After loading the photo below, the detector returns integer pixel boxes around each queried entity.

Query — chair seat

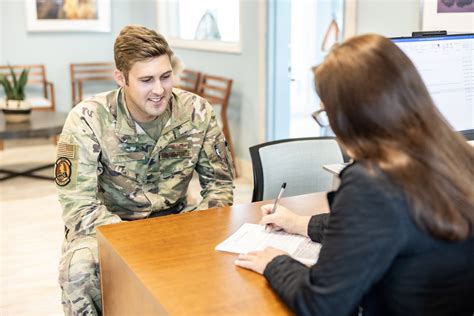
[28,97,53,108]
[0,98,52,109]
[0,64,56,111]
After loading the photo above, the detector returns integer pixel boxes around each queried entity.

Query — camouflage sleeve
[56,109,121,238]
[195,112,235,210]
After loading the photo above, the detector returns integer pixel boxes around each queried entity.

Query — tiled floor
[0,139,252,315]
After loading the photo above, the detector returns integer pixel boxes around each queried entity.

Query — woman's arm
[263,167,407,315]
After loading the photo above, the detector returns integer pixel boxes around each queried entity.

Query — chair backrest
[70,62,116,106]
[249,137,344,202]
[196,74,236,165]
[460,129,474,141]
[0,64,55,111]
[176,69,201,93]
[196,74,233,108]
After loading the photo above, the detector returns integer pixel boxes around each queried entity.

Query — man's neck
[123,93,158,123]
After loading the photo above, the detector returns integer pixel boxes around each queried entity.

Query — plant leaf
[17,69,29,100]
[9,66,18,96]
[0,75,14,99]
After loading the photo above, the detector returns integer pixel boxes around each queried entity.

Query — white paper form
[216,223,321,265]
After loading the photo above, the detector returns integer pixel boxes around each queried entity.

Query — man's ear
[114,69,126,87]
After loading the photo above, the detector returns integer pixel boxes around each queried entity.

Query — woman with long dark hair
[236,34,474,315]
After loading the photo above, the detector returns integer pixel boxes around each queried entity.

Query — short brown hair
[114,25,173,82]
[314,34,474,241]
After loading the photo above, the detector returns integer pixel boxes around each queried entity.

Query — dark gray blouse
[264,162,474,316]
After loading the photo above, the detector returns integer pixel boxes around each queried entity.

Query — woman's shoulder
[340,161,389,186]
[336,161,407,208]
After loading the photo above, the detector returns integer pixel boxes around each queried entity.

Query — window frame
[157,0,242,54]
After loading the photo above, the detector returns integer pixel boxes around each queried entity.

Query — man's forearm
[197,181,234,210]
[62,201,122,238]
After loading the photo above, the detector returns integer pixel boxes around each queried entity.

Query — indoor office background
[0,0,463,314]
[0,0,422,167]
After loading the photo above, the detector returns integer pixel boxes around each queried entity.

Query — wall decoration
[26,0,111,32]
[422,0,474,32]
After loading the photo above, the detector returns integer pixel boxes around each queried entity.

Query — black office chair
[249,137,345,202]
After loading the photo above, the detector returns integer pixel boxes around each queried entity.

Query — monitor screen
[391,34,474,131]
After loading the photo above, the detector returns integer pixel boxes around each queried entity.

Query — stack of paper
[216,223,321,266]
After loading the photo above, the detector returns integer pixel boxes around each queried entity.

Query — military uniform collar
[113,88,139,139]
[160,90,192,136]
[112,88,191,142]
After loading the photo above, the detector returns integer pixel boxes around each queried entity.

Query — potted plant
[0,66,31,123]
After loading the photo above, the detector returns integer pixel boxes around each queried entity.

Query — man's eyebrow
[161,70,172,76]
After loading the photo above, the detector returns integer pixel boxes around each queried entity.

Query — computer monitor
[391,34,474,132]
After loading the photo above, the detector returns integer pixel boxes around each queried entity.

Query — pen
[265,182,287,232]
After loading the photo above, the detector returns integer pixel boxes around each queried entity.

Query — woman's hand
[235,247,288,274]
[260,204,311,236]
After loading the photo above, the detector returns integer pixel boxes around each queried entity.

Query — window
[157,0,241,53]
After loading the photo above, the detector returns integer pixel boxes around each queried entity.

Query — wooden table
[0,111,68,181]
[97,192,329,315]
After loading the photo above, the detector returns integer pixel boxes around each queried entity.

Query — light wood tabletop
[97,192,330,315]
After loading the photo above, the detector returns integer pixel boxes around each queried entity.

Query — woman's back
[268,163,474,316]
[379,237,474,315]
[357,162,474,314]
[336,164,474,315]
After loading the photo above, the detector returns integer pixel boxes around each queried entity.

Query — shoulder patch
[57,143,77,159]
[55,157,72,186]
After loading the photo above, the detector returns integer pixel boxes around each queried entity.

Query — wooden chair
[176,69,201,94]
[70,62,116,106]
[196,74,236,173]
[0,64,55,111]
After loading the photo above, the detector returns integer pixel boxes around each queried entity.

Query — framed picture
[421,0,474,33]
[25,0,111,32]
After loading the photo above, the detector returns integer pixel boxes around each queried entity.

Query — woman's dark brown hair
[314,34,474,241]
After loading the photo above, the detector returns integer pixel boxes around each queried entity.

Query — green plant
[0,66,29,101]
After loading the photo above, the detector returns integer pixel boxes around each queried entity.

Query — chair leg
[220,108,238,177]
[0,140,4,151]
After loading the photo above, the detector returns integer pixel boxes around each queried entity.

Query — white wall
[1,0,264,162]
[1,0,157,114]
[1,0,423,162]
[356,0,420,37]
[0,1,4,63]
[169,0,264,161]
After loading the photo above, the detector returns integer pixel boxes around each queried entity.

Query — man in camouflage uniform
[56,25,234,315]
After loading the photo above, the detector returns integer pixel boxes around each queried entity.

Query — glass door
[267,0,346,141]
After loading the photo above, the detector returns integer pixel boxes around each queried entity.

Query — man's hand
[234,247,288,274]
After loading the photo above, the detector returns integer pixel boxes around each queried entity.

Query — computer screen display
[391,34,474,131]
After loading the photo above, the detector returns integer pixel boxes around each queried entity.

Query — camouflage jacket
[56,88,234,239]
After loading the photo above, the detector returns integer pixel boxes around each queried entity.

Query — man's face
[115,55,173,122]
